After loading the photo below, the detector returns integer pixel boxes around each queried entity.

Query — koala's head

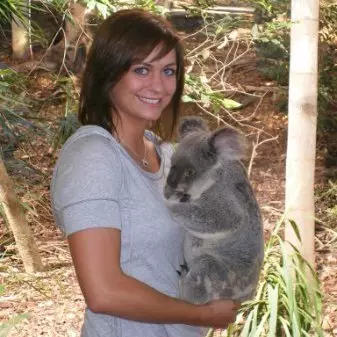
[164,116,246,201]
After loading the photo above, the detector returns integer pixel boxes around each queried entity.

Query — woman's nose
[149,72,165,92]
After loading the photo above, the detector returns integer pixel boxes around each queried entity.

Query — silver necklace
[119,138,149,168]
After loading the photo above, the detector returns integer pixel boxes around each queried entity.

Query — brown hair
[78,9,185,140]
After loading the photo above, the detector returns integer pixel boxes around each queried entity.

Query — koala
[164,116,264,305]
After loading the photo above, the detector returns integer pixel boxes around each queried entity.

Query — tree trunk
[10,1,92,74]
[11,0,32,61]
[0,158,43,273]
[285,0,319,267]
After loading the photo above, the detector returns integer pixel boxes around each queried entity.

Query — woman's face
[111,45,177,125]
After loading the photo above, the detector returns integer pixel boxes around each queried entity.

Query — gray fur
[178,116,208,141]
[164,116,264,304]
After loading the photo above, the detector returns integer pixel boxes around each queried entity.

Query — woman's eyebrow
[139,62,177,67]
[164,62,177,67]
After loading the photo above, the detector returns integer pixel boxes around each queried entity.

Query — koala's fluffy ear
[209,127,247,160]
[178,116,208,140]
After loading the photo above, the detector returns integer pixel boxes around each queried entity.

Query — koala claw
[177,263,189,277]
[180,263,189,271]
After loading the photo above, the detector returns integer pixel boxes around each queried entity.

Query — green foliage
[0,286,30,337]
[83,0,117,18]
[0,69,28,99]
[326,204,337,220]
[314,1,337,136]
[250,0,291,87]
[0,0,29,24]
[0,69,34,149]
[183,74,241,111]
[251,0,337,135]
[253,0,290,24]
[316,180,337,227]
[0,313,30,337]
[179,14,248,120]
[193,0,216,10]
[50,76,80,149]
[0,0,64,49]
[251,19,290,59]
[318,44,337,135]
[134,0,162,14]
[217,220,323,337]
[320,1,337,43]
[81,0,163,17]
[51,110,79,149]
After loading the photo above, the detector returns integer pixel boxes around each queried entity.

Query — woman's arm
[68,227,239,328]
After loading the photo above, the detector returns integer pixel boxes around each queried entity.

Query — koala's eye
[185,168,196,177]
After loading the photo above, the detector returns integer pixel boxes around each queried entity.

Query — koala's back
[182,160,264,303]
[186,160,262,236]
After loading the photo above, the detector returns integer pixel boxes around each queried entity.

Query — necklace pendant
[142,158,149,168]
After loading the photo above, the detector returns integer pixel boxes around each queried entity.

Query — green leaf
[200,94,210,105]
[86,0,96,11]
[221,98,242,109]
[287,219,302,243]
[254,312,269,336]
[181,95,195,103]
[267,284,278,337]
[96,2,108,18]
[279,317,292,337]
[0,313,30,337]
[240,310,254,337]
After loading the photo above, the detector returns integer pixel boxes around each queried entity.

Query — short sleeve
[51,133,122,236]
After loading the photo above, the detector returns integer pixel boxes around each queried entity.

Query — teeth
[139,96,160,104]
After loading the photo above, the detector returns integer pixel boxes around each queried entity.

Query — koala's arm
[167,199,217,234]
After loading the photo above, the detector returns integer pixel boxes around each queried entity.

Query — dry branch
[243,85,288,93]
[247,131,279,178]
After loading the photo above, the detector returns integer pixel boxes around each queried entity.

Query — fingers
[232,300,241,310]
[203,299,240,328]
[215,326,228,330]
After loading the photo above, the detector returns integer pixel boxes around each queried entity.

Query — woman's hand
[199,299,241,328]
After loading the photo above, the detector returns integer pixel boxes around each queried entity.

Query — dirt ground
[0,22,336,337]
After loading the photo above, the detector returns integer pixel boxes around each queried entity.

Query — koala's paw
[164,191,190,203]
[177,263,189,276]
[172,191,190,203]
[179,193,190,203]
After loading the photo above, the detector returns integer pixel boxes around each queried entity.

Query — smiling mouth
[138,96,161,104]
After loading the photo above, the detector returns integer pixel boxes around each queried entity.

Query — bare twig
[247,131,279,178]
[237,92,267,122]
[195,103,233,128]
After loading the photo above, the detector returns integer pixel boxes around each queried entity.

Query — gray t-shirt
[50,125,203,337]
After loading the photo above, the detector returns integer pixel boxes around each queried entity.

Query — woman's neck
[113,118,148,155]
[113,117,160,172]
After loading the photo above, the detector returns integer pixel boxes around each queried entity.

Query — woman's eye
[134,67,148,75]
[163,68,176,76]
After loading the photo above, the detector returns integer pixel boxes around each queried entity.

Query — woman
[50,9,239,337]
